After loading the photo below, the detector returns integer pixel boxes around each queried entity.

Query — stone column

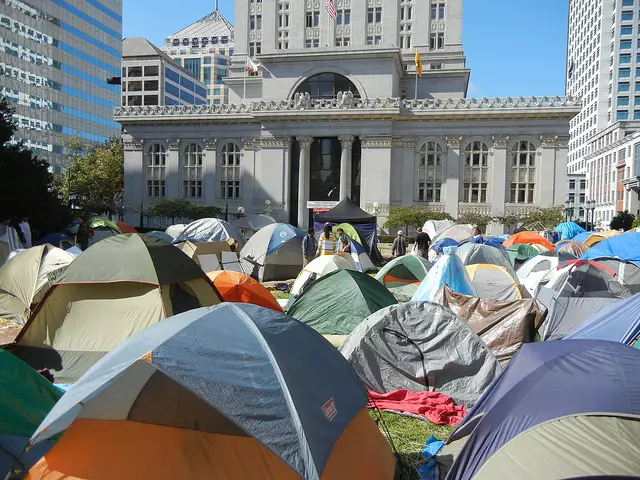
[166,139,180,199]
[360,136,393,226]
[282,138,293,219]
[444,136,462,219]
[491,135,509,215]
[123,139,144,226]
[297,136,313,229]
[339,135,354,201]
[203,139,218,206]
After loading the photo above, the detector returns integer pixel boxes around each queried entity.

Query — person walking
[317,223,337,256]
[413,227,430,258]
[392,230,407,258]
[335,227,352,255]
[302,228,318,266]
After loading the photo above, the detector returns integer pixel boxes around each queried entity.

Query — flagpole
[415,70,418,99]
[243,57,247,102]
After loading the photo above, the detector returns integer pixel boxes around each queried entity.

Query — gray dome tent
[340,302,501,407]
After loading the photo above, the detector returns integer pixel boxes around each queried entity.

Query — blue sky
[123,0,568,97]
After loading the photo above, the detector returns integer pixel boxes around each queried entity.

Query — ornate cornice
[540,134,570,147]
[492,135,510,148]
[338,135,355,148]
[204,139,218,149]
[505,205,539,216]
[260,137,292,148]
[459,204,492,216]
[297,136,314,149]
[167,139,180,150]
[123,139,144,150]
[361,136,392,148]
[392,137,417,148]
[242,138,259,150]
[445,136,463,148]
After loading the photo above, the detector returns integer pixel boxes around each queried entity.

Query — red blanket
[367,389,467,425]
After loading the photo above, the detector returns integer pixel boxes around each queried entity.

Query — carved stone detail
[540,134,570,147]
[491,135,510,148]
[338,135,355,148]
[260,137,292,148]
[361,136,392,148]
[123,139,144,150]
[204,139,218,149]
[445,136,463,148]
[167,139,180,149]
[393,137,417,148]
[459,204,492,216]
[297,136,314,149]
[242,139,259,150]
[505,205,539,216]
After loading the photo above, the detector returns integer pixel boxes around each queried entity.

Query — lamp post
[586,200,596,231]
[564,200,574,222]
[264,199,272,216]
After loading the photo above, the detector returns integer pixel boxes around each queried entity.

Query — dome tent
[581,231,640,266]
[442,341,640,480]
[454,243,515,276]
[340,302,501,407]
[288,254,356,307]
[11,234,222,383]
[232,213,276,239]
[25,304,397,480]
[374,255,431,300]
[503,231,554,251]
[207,270,283,312]
[591,256,640,293]
[173,218,246,247]
[465,264,522,302]
[240,223,305,282]
[412,248,476,302]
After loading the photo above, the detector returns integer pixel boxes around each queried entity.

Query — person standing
[317,223,337,256]
[302,228,317,266]
[19,217,32,248]
[76,217,89,251]
[335,227,351,255]
[392,231,407,257]
[471,227,484,244]
[414,227,431,258]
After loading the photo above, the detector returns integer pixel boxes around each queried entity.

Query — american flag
[326,0,337,19]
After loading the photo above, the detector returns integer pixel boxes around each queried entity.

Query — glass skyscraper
[0,0,122,170]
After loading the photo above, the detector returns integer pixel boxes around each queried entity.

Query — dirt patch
[0,322,21,345]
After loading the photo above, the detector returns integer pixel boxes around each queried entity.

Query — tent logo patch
[322,398,337,421]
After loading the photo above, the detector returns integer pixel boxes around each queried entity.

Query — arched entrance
[294,73,361,100]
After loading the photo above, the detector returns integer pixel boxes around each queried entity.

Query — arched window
[220,142,241,199]
[510,140,537,204]
[294,73,360,100]
[182,143,203,199]
[146,143,166,198]
[462,141,490,203]
[417,141,443,202]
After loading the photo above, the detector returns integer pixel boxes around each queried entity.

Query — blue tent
[553,222,586,241]
[483,237,505,250]
[412,247,476,302]
[144,231,173,243]
[444,340,640,480]
[565,293,640,346]
[34,233,74,249]
[572,231,595,244]
[580,232,640,266]
[431,238,459,253]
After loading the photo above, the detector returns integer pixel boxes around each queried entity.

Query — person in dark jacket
[414,228,431,258]
[302,228,318,266]
[392,231,407,257]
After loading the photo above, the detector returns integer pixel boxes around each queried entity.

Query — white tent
[0,223,23,265]
[290,254,356,300]
[433,224,474,243]
[423,219,455,240]
[174,218,246,247]
[165,224,187,240]
[232,214,277,240]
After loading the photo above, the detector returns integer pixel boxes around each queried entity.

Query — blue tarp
[553,222,586,240]
[565,293,640,346]
[483,238,505,250]
[412,247,476,302]
[445,340,640,480]
[431,238,459,253]
[580,232,640,266]
[572,231,595,244]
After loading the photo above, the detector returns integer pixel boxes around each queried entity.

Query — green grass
[270,290,290,300]
[369,410,456,480]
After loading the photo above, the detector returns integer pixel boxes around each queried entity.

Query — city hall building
[117,0,580,232]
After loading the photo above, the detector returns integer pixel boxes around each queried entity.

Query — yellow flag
[415,50,423,77]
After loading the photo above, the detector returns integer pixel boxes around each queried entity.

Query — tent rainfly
[465,264,522,302]
[174,218,246,247]
[240,224,305,282]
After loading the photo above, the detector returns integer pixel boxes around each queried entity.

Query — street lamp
[237,206,245,217]
[264,200,272,216]
[564,200,574,222]
[586,200,596,231]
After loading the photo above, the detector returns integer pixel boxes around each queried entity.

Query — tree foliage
[63,137,123,215]
[145,199,223,224]
[522,206,564,231]
[0,100,69,236]
[384,206,452,230]
[610,210,635,231]
[456,212,493,228]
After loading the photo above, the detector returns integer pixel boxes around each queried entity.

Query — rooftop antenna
[215,0,219,11]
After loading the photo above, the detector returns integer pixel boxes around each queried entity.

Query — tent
[423,219,455,241]
[87,217,120,246]
[288,254,356,307]
[165,224,186,240]
[177,240,233,272]
[25,304,397,480]
[465,264,522,302]
[0,350,63,479]
[349,239,375,272]
[482,237,505,249]
[340,302,501,407]
[536,260,633,341]
[116,221,137,233]
[207,270,283,312]
[144,231,173,243]
[10,234,222,383]
[232,213,276,239]
[287,269,397,336]
[240,224,305,281]
[503,231,554,251]
[552,221,585,240]
[506,244,540,267]
[591,256,640,293]
[0,223,22,265]
[174,218,246,247]
[374,255,431,300]
[433,286,546,364]
[565,293,640,346]
[581,232,640,266]
[556,240,588,257]
[441,340,640,480]
[332,223,363,247]
[432,224,473,244]
[34,234,74,250]
[0,245,76,325]
[516,254,562,296]
[454,243,515,276]
[314,198,382,264]
[431,237,458,253]
[412,248,476,302]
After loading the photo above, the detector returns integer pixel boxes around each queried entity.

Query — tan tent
[465,264,523,301]
[10,234,222,383]
[0,245,76,325]
[177,240,233,272]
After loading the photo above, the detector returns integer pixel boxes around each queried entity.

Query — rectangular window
[203,67,211,85]
[182,147,203,199]
[249,42,262,57]
[580,193,586,203]
[429,32,445,50]
[143,80,158,91]
[128,81,142,92]
[144,65,158,76]
[366,35,382,45]
[619,82,631,92]
[183,58,201,80]
[213,88,221,95]
[622,12,634,21]
[617,110,630,120]
[620,69,631,78]
[367,7,382,23]
[622,0,634,6]
[165,82,179,98]
[128,66,142,77]
[143,95,158,106]
[214,99,221,105]
[204,56,211,65]
[635,111,640,120]
[430,63,442,70]
[580,179,586,189]
[305,39,320,48]
[128,95,142,106]
[335,37,351,47]
[621,39,632,49]
[336,8,350,25]
[622,26,633,35]
[430,3,445,19]
[250,14,262,30]
[569,179,576,189]
[165,68,180,83]
[635,96,640,105]
[147,147,166,198]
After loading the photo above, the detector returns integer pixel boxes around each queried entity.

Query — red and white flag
[326,0,337,20]
[245,57,261,73]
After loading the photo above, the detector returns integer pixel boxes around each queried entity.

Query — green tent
[507,244,540,266]
[287,269,397,335]
[332,223,363,246]
[88,217,120,232]
[0,349,63,477]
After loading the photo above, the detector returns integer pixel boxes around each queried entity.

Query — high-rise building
[162,9,234,106]
[122,38,207,107]
[0,0,123,169]
[566,0,640,227]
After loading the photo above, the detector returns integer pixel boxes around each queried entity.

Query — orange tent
[503,231,554,252]
[208,270,283,312]
[116,221,137,233]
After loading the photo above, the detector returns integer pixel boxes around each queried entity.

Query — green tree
[610,210,635,231]
[146,199,222,225]
[384,206,452,231]
[522,206,564,231]
[457,212,493,228]
[493,213,524,232]
[0,100,69,236]
[63,137,123,215]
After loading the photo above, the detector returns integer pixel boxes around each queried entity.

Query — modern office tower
[162,8,234,106]
[0,0,123,169]
[122,38,207,107]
